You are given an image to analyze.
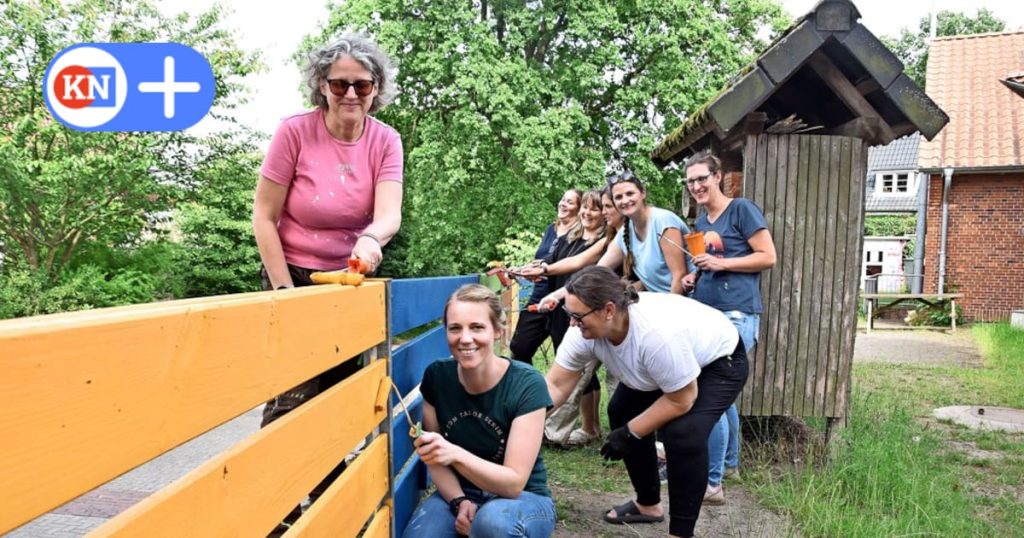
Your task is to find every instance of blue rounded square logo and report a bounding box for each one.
[43,43,216,132]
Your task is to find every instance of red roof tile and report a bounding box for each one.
[918,31,1024,170]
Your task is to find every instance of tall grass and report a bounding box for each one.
[755,390,994,536]
[973,323,1024,408]
[752,323,1024,537]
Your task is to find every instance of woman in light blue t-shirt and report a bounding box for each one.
[538,170,692,299]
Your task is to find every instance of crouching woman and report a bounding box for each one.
[403,284,557,538]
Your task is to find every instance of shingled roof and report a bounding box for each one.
[918,31,1024,171]
[652,0,948,167]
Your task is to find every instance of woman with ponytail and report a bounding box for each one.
[544,266,748,538]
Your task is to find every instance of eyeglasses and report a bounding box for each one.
[325,78,376,97]
[686,173,714,187]
[563,304,602,324]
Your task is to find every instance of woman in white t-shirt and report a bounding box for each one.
[544,266,747,538]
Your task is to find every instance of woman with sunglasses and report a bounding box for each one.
[404,284,556,538]
[680,151,776,505]
[545,266,747,538]
[251,34,402,533]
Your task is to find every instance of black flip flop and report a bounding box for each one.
[603,500,665,524]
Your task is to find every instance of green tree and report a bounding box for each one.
[311,0,787,276]
[174,138,264,297]
[882,9,1006,88]
[0,0,261,280]
[0,0,265,317]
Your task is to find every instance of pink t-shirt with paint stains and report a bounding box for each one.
[261,110,403,270]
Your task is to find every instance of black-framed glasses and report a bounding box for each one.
[325,78,376,97]
[563,304,602,324]
[686,173,713,187]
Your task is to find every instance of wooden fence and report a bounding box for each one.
[1,275,480,537]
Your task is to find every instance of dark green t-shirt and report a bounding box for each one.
[421,357,553,497]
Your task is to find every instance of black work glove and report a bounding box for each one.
[600,425,636,461]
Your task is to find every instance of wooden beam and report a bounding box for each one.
[807,51,896,142]
[721,112,768,150]
[823,117,895,145]
[854,78,881,95]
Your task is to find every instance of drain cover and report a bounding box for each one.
[933,406,1024,432]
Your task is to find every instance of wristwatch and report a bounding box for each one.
[448,495,471,516]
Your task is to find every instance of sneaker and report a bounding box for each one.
[704,483,725,505]
[565,428,600,446]
[723,466,741,480]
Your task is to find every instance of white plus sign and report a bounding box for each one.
[137,56,201,119]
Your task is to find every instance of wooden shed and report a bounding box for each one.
[651,0,949,423]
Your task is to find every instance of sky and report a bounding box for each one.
[156,0,1024,145]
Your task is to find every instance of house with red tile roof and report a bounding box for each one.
[918,31,1024,321]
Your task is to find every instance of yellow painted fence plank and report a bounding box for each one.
[86,360,389,537]
[0,283,386,534]
[286,434,390,537]
[362,504,392,538]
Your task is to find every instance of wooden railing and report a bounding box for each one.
[1,275,483,537]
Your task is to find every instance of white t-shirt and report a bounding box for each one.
[555,292,739,392]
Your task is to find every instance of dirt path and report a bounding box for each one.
[551,483,799,537]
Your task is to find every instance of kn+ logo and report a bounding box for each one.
[44,43,215,132]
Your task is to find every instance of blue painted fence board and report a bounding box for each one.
[393,454,428,536]
[389,275,479,335]
[391,395,423,476]
[391,325,449,396]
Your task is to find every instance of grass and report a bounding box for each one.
[747,323,1024,537]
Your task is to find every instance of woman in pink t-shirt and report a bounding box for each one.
[253,33,403,291]
[251,34,403,534]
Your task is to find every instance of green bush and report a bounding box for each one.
[0,241,190,319]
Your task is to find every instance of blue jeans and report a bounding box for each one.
[403,489,556,538]
[707,311,759,486]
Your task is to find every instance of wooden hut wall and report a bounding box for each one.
[738,134,866,418]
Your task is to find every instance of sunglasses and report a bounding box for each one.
[325,78,376,97]
[606,170,639,188]
[562,304,602,324]
[686,173,714,187]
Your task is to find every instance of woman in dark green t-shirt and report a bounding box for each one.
[403,284,556,538]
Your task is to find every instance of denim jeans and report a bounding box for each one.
[707,312,759,486]
[403,489,556,538]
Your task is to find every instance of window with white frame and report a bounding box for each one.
[876,171,915,194]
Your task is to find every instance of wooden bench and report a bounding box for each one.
[860,293,963,333]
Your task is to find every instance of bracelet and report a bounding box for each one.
[448,495,471,516]
[357,232,382,245]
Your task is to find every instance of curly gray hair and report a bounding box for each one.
[304,33,398,114]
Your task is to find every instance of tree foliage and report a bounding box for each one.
[0,0,265,318]
[881,9,1006,88]
[0,0,262,279]
[312,0,787,276]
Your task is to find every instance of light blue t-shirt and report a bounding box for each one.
[614,207,691,293]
